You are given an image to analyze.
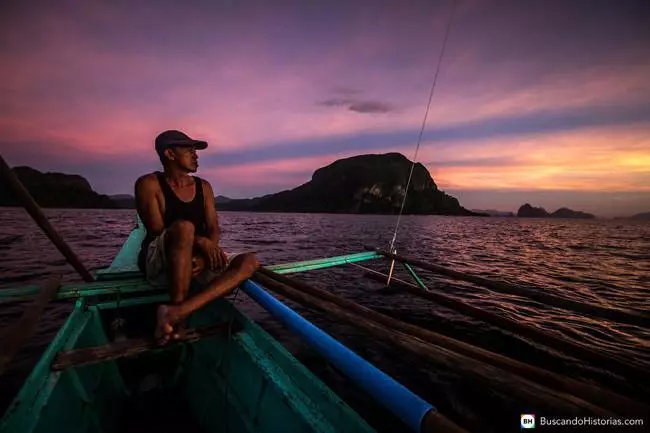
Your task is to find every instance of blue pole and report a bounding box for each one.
[240,280,434,432]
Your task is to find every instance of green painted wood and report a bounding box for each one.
[0,300,89,433]
[0,252,380,302]
[186,299,376,433]
[268,251,381,274]
[403,262,429,291]
[0,279,159,303]
[96,214,144,279]
[0,298,131,433]
[3,292,375,433]
[86,306,127,395]
[94,293,169,310]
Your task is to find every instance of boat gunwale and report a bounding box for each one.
[0,299,89,433]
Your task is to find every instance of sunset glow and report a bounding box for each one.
[1,0,648,216]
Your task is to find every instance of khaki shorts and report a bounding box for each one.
[145,230,221,287]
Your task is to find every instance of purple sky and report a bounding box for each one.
[1,0,649,216]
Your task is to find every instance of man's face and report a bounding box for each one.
[166,145,199,173]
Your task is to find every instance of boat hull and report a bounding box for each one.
[1,293,375,433]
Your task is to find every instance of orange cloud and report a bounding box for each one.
[424,125,650,191]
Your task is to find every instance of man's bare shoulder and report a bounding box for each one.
[136,173,159,187]
[135,173,161,195]
[199,177,214,191]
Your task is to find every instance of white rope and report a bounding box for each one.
[388,0,458,256]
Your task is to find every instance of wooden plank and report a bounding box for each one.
[52,322,241,371]
[0,276,62,375]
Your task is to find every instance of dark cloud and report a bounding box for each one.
[348,100,392,113]
[318,97,393,113]
[319,98,349,107]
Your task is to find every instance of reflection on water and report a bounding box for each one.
[1,208,649,432]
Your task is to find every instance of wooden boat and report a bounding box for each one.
[0,217,444,433]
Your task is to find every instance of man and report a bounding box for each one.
[135,129,259,344]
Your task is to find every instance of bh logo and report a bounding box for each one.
[521,414,535,429]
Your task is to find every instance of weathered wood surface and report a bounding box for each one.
[52,322,240,371]
[0,277,62,376]
[361,268,649,383]
[0,154,94,282]
[255,269,649,417]
[366,247,650,329]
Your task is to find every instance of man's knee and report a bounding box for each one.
[167,220,195,246]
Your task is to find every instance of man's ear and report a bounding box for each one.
[164,148,175,161]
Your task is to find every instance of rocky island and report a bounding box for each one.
[517,203,595,219]
[614,212,650,220]
[0,166,117,209]
[218,153,479,216]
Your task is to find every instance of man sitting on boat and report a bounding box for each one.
[134,129,259,344]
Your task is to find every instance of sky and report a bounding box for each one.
[1,0,649,217]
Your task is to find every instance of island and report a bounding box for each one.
[614,212,650,220]
[109,194,135,209]
[471,209,515,217]
[0,166,117,209]
[217,153,479,216]
[517,203,595,219]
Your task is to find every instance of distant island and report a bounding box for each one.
[614,211,650,220]
[108,194,135,209]
[516,203,595,219]
[216,153,479,216]
[471,209,515,217]
[0,166,117,209]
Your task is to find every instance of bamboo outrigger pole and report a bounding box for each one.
[366,247,650,328]
[360,267,649,381]
[252,272,618,418]
[256,268,648,417]
[240,276,468,433]
[0,155,94,282]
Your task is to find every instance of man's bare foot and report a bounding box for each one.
[231,253,260,280]
[155,305,182,345]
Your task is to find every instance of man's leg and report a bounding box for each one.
[165,220,195,305]
[155,253,259,344]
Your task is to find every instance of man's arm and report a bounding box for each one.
[135,175,164,236]
[200,179,220,245]
[195,179,228,270]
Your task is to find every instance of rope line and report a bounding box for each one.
[389,0,458,252]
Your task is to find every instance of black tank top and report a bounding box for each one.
[138,173,208,272]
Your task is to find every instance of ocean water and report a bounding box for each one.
[1,208,649,432]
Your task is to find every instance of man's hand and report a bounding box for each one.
[196,237,229,271]
[192,255,206,277]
